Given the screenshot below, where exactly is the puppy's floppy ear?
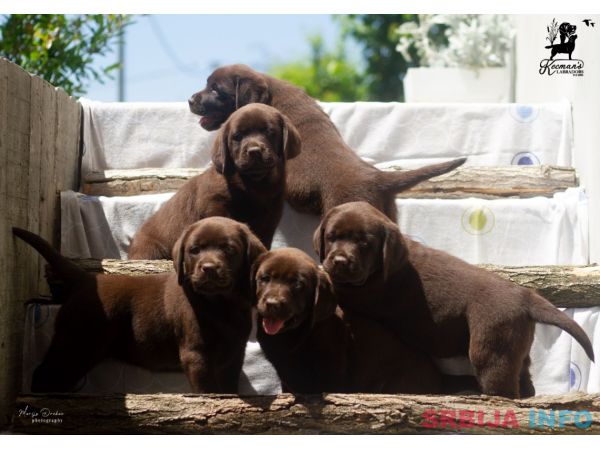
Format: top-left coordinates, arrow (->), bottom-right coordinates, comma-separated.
312,222 -> 325,263
279,113 -> 301,160
212,120 -> 235,176
382,223 -> 409,282
313,211 -> 331,262
172,225 -> 193,286
235,75 -> 270,110
312,269 -> 337,324
242,225 -> 267,270
249,252 -> 267,306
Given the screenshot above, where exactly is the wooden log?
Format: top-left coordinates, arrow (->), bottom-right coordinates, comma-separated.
81,165 -> 578,199
11,392 -> 600,434
481,265 -> 600,308
71,259 -> 600,308
393,165 -> 578,199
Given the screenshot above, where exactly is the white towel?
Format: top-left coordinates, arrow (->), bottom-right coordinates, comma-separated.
80,99 -> 574,175
61,188 -> 589,266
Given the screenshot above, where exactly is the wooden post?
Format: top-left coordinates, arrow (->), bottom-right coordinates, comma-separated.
0,58 -> 81,428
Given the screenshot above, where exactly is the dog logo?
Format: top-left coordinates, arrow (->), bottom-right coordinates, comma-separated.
539,18 -> 585,76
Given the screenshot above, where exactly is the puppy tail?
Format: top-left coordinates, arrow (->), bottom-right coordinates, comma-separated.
375,157 -> 467,195
12,227 -> 86,283
527,291 -> 595,362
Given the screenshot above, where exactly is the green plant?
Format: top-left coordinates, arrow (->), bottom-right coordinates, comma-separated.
0,14 -> 131,96
270,34 -> 367,102
336,14 -> 419,101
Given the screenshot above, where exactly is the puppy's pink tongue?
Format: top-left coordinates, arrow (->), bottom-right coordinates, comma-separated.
262,318 -> 285,335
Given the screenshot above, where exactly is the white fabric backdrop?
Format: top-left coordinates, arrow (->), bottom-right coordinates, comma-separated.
80,99 -> 574,175
60,188 -> 589,266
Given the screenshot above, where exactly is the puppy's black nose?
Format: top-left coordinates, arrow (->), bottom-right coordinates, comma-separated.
333,255 -> 348,266
187,97 -> 194,107
265,297 -> 281,307
201,262 -> 218,275
264,297 -> 286,314
247,147 -> 262,159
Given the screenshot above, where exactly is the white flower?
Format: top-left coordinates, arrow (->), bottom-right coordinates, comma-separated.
396,14 -> 515,69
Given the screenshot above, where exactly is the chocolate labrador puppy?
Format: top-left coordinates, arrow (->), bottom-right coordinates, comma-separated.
188,64 -> 466,220
13,217 -> 266,393
128,103 -> 300,259
254,248 -> 451,395
314,201 -> 595,399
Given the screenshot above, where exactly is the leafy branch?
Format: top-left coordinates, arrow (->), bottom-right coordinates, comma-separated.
0,14 -> 132,96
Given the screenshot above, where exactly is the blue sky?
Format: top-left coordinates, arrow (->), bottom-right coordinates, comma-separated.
86,15 -> 343,102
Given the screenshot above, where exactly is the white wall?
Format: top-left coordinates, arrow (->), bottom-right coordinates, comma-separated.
515,14 -> 600,263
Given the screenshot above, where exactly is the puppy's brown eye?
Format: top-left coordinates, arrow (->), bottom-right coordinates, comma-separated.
221,244 -> 235,255
189,245 -> 201,255
232,132 -> 243,142
265,127 -> 275,136
293,281 -> 305,291
258,275 -> 270,284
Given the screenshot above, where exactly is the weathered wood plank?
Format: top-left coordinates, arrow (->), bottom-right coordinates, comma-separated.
0,58 -> 82,428
393,165 -> 578,199
27,77 -> 44,294
10,392 -> 600,434
0,56 -> 10,428
69,260 -> 600,308
81,165 -> 578,199
36,79 -> 57,295
481,265 -> 600,308
54,87 -> 82,252
0,60 -> 32,428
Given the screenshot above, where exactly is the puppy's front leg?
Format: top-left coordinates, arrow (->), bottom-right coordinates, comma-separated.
179,347 -> 215,393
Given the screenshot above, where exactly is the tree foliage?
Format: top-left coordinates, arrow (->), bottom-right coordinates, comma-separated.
335,14 -> 419,101
0,14 -> 130,96
270,34 -> 367,102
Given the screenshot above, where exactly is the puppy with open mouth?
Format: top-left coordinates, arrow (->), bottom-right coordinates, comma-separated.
253,248 -> 474,395
128,103 -> 301,260
14,217 -> 266,394
314,201 -> 595,398
188,64 -> 466,220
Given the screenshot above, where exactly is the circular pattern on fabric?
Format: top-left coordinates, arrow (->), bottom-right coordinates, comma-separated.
511,151 -> 541,166
569,361 -> 582,390
509,104 -> 540,123
461,206 -> 495,235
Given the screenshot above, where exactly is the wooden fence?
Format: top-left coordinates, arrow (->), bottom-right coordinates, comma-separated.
0,58 -> 81,427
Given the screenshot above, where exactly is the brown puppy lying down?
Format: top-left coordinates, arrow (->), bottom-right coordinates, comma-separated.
314,201 -> 595,399
254,248 -> 477,394
13,217 -> 266,393
128,103 -> 300,259
188,64 -> 466,220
